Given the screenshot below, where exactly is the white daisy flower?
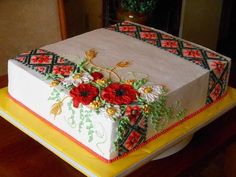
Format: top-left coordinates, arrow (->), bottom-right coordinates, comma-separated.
139,85 -> 164,103
62,77 -> 74,87
63,72 -> 93,87
100,105 -> 122,120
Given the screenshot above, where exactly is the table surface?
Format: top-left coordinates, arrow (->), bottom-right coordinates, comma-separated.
0,74 -> 236,177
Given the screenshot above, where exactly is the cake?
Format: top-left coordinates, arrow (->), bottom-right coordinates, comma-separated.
8,21 -> 231,162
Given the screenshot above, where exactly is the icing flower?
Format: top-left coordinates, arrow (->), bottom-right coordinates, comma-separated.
50,80 -> 60,87
139,85 -> 163,103
101,105 -> 121,119
96,78 -> 107,86
91,72 -> 104,81
125,106 -> 141,125
89,100 -> 102,109
101,83 -> 138,105
69,83 -> 98,107
73,72 -> 93,83
63,72 -> 93,87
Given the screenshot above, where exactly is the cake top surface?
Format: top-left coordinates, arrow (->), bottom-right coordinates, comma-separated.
42,28 -> 209,93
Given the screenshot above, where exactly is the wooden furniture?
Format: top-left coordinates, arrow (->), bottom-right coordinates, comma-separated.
57,0 -> 68,40
0,74 -> 235,177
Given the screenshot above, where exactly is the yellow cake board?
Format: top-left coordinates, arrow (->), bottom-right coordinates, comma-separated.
0,87 -> 236,177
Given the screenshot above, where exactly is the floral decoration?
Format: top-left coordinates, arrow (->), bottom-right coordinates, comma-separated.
48,48 -> 186,150
69,83 -> 99,107
139,85 -> 164,103
63,72 -> 93,88
101,105 -> 122,120
89,100 -> 102,110
91,72 -> 104,81
101,83 -> 138,105
125,106 -> 141,125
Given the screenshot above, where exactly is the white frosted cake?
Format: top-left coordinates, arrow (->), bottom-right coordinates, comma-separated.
8,21 -> 231,162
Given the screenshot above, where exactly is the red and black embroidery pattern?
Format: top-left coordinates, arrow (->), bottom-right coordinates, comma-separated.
118,114 -> 148,156
13,49 -> 77,77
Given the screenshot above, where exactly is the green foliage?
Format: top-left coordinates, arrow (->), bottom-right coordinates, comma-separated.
78,105 -> 94,142
133,78 -> 148,90
148,89 -> 186,131
48,88 -> 61,102
121,0 -> 158,14
67,100 -> 76,128
45,73 -> 64,80
78,106 -> 85,133
114,116 -> 130,149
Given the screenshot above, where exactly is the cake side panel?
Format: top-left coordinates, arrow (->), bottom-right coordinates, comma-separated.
8,60 -> 118,160
207,59 -> 231,103
147,71 -> 210,138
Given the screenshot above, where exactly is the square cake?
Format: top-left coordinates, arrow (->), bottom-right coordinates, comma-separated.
8,21 -> 231,162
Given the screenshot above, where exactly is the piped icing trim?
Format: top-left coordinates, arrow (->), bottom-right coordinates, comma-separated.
107,21 -> 231,104
8,89 -> 228,163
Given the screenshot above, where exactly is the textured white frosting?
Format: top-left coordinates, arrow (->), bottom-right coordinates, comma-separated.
8,28 -> 210,160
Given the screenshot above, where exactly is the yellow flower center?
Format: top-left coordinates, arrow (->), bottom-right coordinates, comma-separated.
50,80 -> 60,87
144,86 -> 153,93
106,107 -> 117,116
89,100 -> 101,109
73,73 -> 82,80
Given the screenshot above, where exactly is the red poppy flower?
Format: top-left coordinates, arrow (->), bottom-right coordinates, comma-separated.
91,72 -> 104,81
70,83 -> 98,107
101,83 -> 138,105
125,106 -> 141,125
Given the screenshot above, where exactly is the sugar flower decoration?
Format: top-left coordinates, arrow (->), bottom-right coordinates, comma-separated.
101,105 -> 122,119
63,72 -> 93,87
69,83 -> 98,107
125,105 -> 141,125
139,85 -> 164,103
89,100 -> 102,109
91,71 -> 104,81
101,83 -> 138,105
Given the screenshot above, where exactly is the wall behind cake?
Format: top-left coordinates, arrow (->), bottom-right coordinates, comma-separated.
64,0 -> 103,38
179,0 -> 223,50
0,0 -> 62,76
